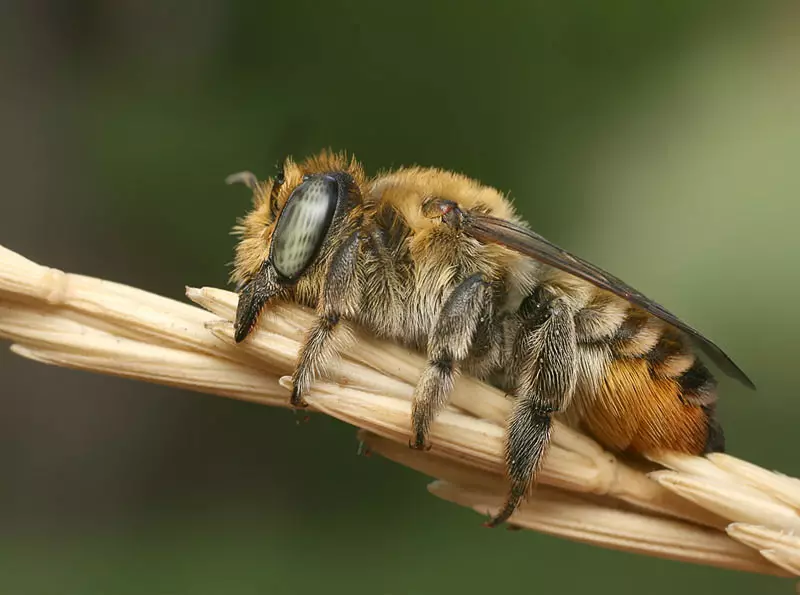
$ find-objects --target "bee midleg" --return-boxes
[410,273,493,449]
[488,293,578,527]
[290,230,362,407]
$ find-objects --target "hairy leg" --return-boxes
[290,230,362,407]
[410,273,493,449]
[487,291,578,527]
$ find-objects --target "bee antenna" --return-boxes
[225,171,259,190]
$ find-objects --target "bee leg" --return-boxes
[486,294,578,527]
[234,261,282,343]
[290,230,362,408]
[410,273,493,450]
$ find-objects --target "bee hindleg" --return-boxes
[290,230,362,407]
[410,273,493,449]
[488,295,578,527]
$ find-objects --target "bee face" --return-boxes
[229,150,749,528]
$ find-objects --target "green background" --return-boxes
[1,1,799,594]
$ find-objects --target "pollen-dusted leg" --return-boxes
[290,230,362,407]
[410,273,493,450]
[486,293,578,527]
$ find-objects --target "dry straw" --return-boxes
[1,243,798,582]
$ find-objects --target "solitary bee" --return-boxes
[229,150,754,526]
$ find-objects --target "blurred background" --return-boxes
[2,1,799,593]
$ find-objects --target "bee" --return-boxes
[228,150,754,527]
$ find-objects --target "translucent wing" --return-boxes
[462,213,755,389]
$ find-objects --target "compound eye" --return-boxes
[270,175,338,281]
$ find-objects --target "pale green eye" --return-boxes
[271,176,338,280]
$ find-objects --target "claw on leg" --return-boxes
[408,436,432,451]
[289,385,309,409]
[483,498,522,528]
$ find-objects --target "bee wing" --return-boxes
[463,213,755,390]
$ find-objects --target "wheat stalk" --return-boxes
[0,243,798,582]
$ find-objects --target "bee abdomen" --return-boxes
[645,329,694,379]
[608,308,719,404]
[580,306,723,456]
[676,358,718,407]
[640,325,720,408]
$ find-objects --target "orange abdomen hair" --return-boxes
[582,358,709,455]
[573,299,723,457]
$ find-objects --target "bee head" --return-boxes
[230,150,365,291]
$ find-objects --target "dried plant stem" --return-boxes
[0,244,798,581]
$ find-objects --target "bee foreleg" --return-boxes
[488,295,578,527]
[410,273,493,450]
[290,230,362,407]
